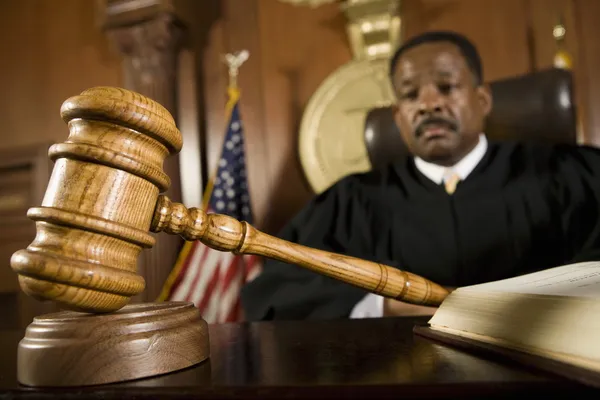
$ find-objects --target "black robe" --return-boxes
[240,140,600,321]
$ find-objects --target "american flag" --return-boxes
[158,88,262,323]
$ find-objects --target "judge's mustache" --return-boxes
[415,116,459,137]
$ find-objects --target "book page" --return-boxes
[459,261,600,298]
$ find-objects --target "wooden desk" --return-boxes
[0,316,597,399]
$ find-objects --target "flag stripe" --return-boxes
[158,86,263,323]
[217,257,244,321]
[156,241,194,301]
[197,260,222,312]
[170,244,206,302]
[188,246,222,305]
[170,245,196,294]
[183,246,212,303]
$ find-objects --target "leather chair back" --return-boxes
[364,68,577,170]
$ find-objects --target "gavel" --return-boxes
[10,87,449,387]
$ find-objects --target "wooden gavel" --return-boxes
[10,87,449,314]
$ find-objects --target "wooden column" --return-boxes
[96,0,189,301]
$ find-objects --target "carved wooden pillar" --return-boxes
[96,0,188,301]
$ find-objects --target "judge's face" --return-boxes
[391,41,492,166]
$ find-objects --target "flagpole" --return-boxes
[202,50,250,208]
[224,50,249,91]
[156,50,250,302]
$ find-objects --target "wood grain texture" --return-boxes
[17,301,209,387]
[102,8,187,303]
[0,0,122,152]
[10,87,182,313]
[402,0,532,82]
[0,143,59,329]
[571,0,600,146]
[152,195,450,307]
[11,86,448,314]
[4,317,595,398]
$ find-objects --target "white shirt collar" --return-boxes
[413,133,488,184]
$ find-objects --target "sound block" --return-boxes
[17,301,210,387]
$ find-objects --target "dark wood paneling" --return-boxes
[525,0,587,142]
[0,1,123,324]
[222,0,271,229]
[0,143,57,328]
[402,0,531,82]
[526,0,576,70]
[199,6,229,182]
[0,0,122,151]
[0,167,32,294]
[571,0,600,146]
[256,1,352,234]
[177,0,223,208]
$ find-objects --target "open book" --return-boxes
[413,261,600,387]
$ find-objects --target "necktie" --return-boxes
[444,171,460,195]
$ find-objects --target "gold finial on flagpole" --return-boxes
[553,15,566,43]
[223,50,250,89]
[552,16,572,69]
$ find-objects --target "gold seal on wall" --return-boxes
[299,58,395,194]
[294,0,402,194]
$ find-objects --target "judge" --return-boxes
[241,30,600,320]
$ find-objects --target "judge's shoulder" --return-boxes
[489,138,600,171]
[317,160,397,200]
[315,138,600,203]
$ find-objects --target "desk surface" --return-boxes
[0,316,597,399]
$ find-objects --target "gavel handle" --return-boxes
[152,195,449,307]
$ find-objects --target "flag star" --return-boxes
[164,99,258,319]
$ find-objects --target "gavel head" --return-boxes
[10,87,182,314]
